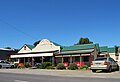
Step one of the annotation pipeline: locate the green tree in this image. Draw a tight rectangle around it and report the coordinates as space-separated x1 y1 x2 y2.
33 40 41 46
14 49 19 53
115 46 119 56
76 37 93 45
5 47 12 49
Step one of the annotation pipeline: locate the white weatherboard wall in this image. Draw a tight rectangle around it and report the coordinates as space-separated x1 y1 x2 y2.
109 53 120 66
32 39 60 52
117 53 120 66
18 45 32 53
109 53 116 60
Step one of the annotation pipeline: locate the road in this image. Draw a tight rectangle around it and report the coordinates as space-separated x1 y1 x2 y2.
0 73 120 82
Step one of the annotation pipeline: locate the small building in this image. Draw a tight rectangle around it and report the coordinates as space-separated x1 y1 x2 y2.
117 47 120 66
99 46 109 57
0 48 15 60
99 46 120 66
10 39 61 66
99 46 117 60
108 47 116 60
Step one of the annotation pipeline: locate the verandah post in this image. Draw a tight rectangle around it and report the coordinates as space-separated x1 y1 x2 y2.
62 55 63 63
70 55 72 63
32 57 35 67
89 53 92 66
24 58 25 65
52 55 55 66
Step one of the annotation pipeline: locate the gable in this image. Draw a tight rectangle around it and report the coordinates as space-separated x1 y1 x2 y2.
18 45 32 53
32 39 60 52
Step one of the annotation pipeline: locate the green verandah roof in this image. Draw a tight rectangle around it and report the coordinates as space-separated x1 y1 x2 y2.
99 46 115 53
61 44 99 51
100 46 108 52
108 47 115 53
58 49 94 55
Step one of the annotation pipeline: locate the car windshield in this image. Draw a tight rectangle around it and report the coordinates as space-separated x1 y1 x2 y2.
95 58 107 61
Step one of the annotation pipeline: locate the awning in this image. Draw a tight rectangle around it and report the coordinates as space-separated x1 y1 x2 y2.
10 53 53 58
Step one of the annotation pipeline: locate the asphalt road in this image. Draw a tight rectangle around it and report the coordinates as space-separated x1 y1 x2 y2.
0 73 120 82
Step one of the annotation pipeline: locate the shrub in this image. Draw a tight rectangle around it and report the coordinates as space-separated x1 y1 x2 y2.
68 63 78 70
80 65 88 69
17 66 25 69
14 63 18 68
17 63 25 69
56 63 66 70
46 66 55 69
41 62 52 69
36 64 42 69
25 62 32 68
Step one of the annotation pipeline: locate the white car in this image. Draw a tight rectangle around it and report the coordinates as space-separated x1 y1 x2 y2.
90 57 119 72
0 60 15 69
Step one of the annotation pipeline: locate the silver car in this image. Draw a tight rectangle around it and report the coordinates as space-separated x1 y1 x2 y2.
0 60 15 69
90 57 119 72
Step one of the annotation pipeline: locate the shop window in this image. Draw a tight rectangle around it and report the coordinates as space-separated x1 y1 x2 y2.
75 56 80 62
83 56 89 62
56 57 62 63
14 58 19 62
64 57 70 63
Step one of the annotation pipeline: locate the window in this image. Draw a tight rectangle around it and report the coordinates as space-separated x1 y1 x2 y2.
56 57 62 63
0 61 5 63
24 46 26 50
83 56 89 62
95 58 107 61
64 57 70 63
75 56 80 62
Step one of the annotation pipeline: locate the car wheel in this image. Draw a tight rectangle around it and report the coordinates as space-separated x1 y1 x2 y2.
6 67 9 69
116 66 119 71
11 65 14 68
0 65 2 69
92 70 96 73
108 66 112 72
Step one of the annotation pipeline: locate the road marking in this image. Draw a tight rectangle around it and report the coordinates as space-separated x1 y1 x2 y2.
14 80 28 82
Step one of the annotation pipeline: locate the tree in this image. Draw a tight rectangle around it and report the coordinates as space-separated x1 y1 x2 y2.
33 40 41 46
75 37 93 45
14 49 19 53
5 47 12 49
115 46 119 56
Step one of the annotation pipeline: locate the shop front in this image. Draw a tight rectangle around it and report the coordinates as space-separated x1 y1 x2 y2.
55 44 99 67
55 53 94 67
10 52 54 66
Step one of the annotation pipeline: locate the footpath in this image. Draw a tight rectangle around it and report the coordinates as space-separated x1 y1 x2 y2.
0 69 120 79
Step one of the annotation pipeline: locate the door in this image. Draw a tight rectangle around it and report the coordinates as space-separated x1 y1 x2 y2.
0 61 7 68
4 61 11 68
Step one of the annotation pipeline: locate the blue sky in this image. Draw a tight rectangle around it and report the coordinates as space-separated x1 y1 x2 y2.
0 0 120 48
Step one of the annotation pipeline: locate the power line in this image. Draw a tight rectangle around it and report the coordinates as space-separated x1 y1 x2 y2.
0 18 37 40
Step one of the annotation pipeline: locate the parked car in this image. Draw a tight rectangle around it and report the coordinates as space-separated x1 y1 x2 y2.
90 57 119 72
0 60 15 69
